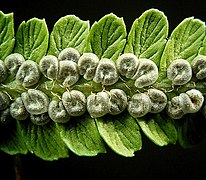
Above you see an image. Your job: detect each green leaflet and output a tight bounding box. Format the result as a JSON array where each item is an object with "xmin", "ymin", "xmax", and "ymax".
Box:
[
  {"xmin": 177, "ymin": 113, "xmax": 206, "ymax": 148},
  {"xmin": 96, "ymin": 113, "xmax": 142, "ymax": 157},
  {"xmin": 0, "ymin": 120, "xmax": 28, "ymax": 155},
  {"xmin": 136, "ymin": 114, "xmax": 177, "ymax": 146},
  {"xmin": 85, "ymin": 13, "xmax": 127, "ymax": 61},
  {"xmin": 123, "ymin": 9, "xmax": 176, "ymax": 147},
  {"xmin": 199, "ymin": 31, "xmax": 206, "ymax": 55},
  {"xmin": 0, "ymin": 11, "xmax": 15, "ymax": 60},
  {"xmin": 125, "ymin": 9, "xmax": 168, "ymax": 66},
  {"xmin": 159, "ymin": 17, "xmax": 205, "ymax": 80},
  {"xmin": 20, "ymin": 121, "xmax": 68, "ymax": 161},
  {"xmin": 48, "ymin": 15, "xmax": 89, "ymax": 56},
  {"xmin": 14, "ymin": 18, "xmax": 49, "ymax": 63},
  {"xmin": 58, "ymin": 114, "xmax": 106, "ymax": 156}
]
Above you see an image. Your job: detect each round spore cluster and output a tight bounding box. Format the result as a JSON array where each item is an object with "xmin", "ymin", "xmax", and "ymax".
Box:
[{"xmin": 0, "ymin": 47, "xmax": 206, "ymax": 125}]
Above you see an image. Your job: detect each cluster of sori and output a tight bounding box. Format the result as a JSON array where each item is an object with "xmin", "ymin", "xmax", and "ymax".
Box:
[
  {"xmin": 40, "ymin": 48, "xmax": 159, "ymax": 88},
  {"xmin": 0, "ymin": 47, "xmax": 206, "ymax": 125},
  {"xmin": 167, "ymin": 56, "xmax": 206, "ymax": 84},
  {"xmin": 166, "ymin": 56, "xmax": 206, "ymax": 119},
  {"xmin": 167, "ymin": 89, "xmax": 204, "ymax": 119}
]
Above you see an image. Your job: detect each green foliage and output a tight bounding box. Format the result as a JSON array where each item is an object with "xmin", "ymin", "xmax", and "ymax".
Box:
[
  {"xmin": 125, "ymin": 9, "xmax": 168, "ymax": 66},
  {"xmin": 0, "ymin": 9, "xmax": 206, "ymax": 160},
  {"xmin": 0, "ymin": 11, "xmax": 15, "ymax": 60},
  {"xmin": 85, "ymin": 13, "xmax": 127, "ymax": 61},
  {"xmin": 137, "ymin": 113, "xmax": 177, "ymax": 146},
  {"xmin": 58, "ymin": 114, "xmax": 106, "ymax": 156},
  {"xmin": 0, "ymin": 120, "xmax": 28, "ymax": 155},
  {"xmin": 96, "ymin": 113, "xmax": 142, "ymax": 157},
  {"xmin": 20, "ymin": 121, "xmax": 69, "ymax": 160},
  {"xmin": 14, "ymin": 18, "xmax": 49, "ymax": 63},
  {"xmin": 159, "ymin": 17, "xmax": 205, "ymax": 80},
  {"xmin": 48, "ymin": 15, "xmax": 89, "ymax": 56}
]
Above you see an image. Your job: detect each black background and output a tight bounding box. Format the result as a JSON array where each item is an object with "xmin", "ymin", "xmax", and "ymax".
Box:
[{"xmin": 1, "ymin": 0, "xmax": 206, "ymax": 179}]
